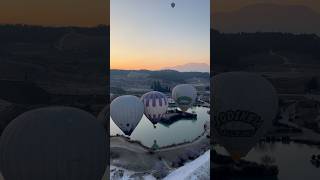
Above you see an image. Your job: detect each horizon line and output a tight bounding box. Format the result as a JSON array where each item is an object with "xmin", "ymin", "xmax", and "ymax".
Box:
[{"xmin": 110, "ymin": 69, "xmax": 210, "ymax": 73}]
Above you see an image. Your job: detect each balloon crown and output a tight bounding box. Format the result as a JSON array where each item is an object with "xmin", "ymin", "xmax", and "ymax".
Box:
[{"xmin": 214, "ymin": 109, "xmax": 263, "ymax": 137}]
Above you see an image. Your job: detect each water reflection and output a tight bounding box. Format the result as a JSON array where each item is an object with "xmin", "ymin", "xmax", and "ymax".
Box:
[
  {"xmin": 215, "ymin": 142, "xmax": 320, "ymax": 180},
  {"xmin": 110, "ymin": 107, "xmax": 209, "ymax": 147}
]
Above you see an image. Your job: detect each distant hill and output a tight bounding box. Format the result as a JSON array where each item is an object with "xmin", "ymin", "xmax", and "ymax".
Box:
[
  {"xmin": 213, "ymin": 3, "xmax": 320, "ymax": 34},
  {"xmin": 0, "ymin": 24, "xmax": 108, "ymax": 43},
  {"xmin": 162, "ymin": 63, "xmax": 210, "ymax": 72},
  {"xmin": 111, "ymin": 69, "xmax": 209, "ymax": 83},
  {"xmin": 211, "ymin": 29, "xmax": 320, "ymax": 69}
]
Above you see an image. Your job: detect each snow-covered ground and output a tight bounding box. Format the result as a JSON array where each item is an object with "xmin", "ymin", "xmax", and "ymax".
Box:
[
  {"xmin": 110, "ymin": 166, "xmax": 156, "ymax": 180},
  {"xmin": 110, "ymin": 150, "xmax": 210, "ymax": 180},
  {"xmin": 164, "ymin": 150, "xmax": 210, "ymax": 180}
]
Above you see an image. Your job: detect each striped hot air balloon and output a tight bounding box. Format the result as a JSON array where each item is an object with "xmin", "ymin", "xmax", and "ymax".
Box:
[{"xmin": 141, "ymin": 91, "xmax": 168, "ymax": 125}]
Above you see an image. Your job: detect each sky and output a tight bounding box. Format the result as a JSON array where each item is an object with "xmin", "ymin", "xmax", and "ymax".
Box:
[
  {"xmin": 0, "ymin": 0, "xmax": 109, "ymax": 26},
  {"xmin": 110, "ymin": 0, "xmax": 210, "ymax": 70},
  {"xmin": 1, "ymin": 0, "xmax": 320, "ymax": 26},
  {"xmin": 213, "ymin": 0, "xmax": 320, "ymax": 13}
]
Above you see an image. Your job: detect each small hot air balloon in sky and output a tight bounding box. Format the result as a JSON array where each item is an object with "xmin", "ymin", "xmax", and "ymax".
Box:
[
  {"xmin": 172, "ymin": 84, "xmax": 197, "ymax": 112},
  {"xmin": 141, "ymin": 91, "xmax": 168, "ymax": 127},
  {"xmin": 213, "ymin": 72, "xmax": 278, "ymax": 160},
  {"xmin": 0, "ymin": 107, "xmax": 107, "ymax": 180},
  {"xmin": 110, "ymin": 95, "xmax": 144, "ymax": 136},
  {"xmin": 171, "ymin": 2, "xmax": 175, "ymax": 8}
]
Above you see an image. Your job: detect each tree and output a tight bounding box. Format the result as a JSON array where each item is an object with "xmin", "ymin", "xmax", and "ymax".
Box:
[{"xmin": 150, "ymin": 81, "xmax": 170, "ymax": 92}]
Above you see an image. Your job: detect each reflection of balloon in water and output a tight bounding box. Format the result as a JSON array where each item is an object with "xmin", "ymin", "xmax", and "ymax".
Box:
[
  {"xmin": 151, "ymin": 140, "xmax": 159, "ymax": 150},
  {"xmin": 213, "ymin": 72, "xmax": 278, "ymax": 160},
  {"xmin": 141, "ymin": 91, "xmax": 168, "ymax": 126},
  {"xmin": 110, "ymin": 95, "xmax": 144, "ymax": 136},
  {"xmin": 171, "ymin": 2, "xmax": 175, "ymax": 8},
  {"xmin": 0, "ymin": 107, "xmax": 107, "ymax": 180},
  {"xmin": 172, "ymin": 84, "xmax": 197, "ymax": 112}
]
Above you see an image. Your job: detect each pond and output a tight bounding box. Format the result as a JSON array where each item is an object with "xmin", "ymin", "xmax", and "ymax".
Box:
[
  {"xmin": 215, "ymin": 142, "xmax": 320, "ymax": 180},
  {"xmin": 110, "ymin": 107, "xmax": 209, "ymax": 148}
]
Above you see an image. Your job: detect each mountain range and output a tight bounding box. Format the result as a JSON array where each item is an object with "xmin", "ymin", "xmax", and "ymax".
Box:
[
  {"xmin": 162, "ymin": 63, "xmax": 210, "ymax": 72},
  {"xmin": 213, "ymin": 3, "xmax": 320, "ymax": 34}
]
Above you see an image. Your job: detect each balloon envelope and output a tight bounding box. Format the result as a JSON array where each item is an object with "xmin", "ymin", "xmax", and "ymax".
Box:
[
  {"xmin": 97, "ymin": 105, "xmax": 109, "ymax": 128},
  {"xmin": 213, "ymin": 72, "xmax": 278, "ymax": 159},
  {"xmin": 110, "ymin": 95, "xmax": 144, "ymax": 136},
  {"xmin": 172, "ymin": 84, "xmax": 197, "ymax": 112},
  {"xmin": 110, "ymin": 93, "xmax": 117, "ymax": 102},
  {"xmin": 0, "ymin": 106, "xmax": 107, "ymax": 180},
  {"xmin": 141, "ymin": 91, "xmax": 168, "ymax": 124},
  {"xmin": 171, "ymin": 2, "xmax": 175, "ymax": 8}
]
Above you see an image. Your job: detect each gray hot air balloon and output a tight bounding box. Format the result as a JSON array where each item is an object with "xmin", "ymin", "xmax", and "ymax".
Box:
[
  {"xmin": 213, "ymin": 72, "xmax": 278, "ymax": 160},
  {"xmin": 172, "ymin": 84, "xmax": 197, "ymax": 112},
  {"xmin": 110, "ymin": 95, "xmax": 144, "ymax": 136},
  {"xmin": 171, "ymin": 2, "xmax": 175, "ymax": 8},
  {"xmin": 0, "ymin": 106, "xmax": 107, "ymax": 180},
  {"xmin": 141, "ymin": 91, "xmax": 168, "ymax": 126}
]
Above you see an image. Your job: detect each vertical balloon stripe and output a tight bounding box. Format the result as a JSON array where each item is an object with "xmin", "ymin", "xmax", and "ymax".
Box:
[
  {"xmin": 145, "ymin": 96, "xmax": 150, "ymax": 107},
  {"xmin": 159, "ymin": 97, "xmax": 163, "ymax": 107},
  {"xmin": 152, "ymin": 94, "xmax": 156, "ymax": 107}
]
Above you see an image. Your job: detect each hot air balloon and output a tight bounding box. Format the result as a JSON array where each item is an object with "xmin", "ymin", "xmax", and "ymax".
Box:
[
  {"xmin": 171, "ymin": 2, "xmax": 175, "ymax": 8},
  {"xmin": 110, "ymin": 93, "xmax": 117, "ymax": 102},
  {"xmin": 97, "ymin": 104, "xmax": 109, "ymax": 128},
  {"xmin": 0, "ymin": 107, "xmax": 107, "ymax": 180},
  {"xmin": 172, "ymin": 84, "xmax": 197, "ymax": 112},
  {"xmin": 213, "ymin": 72, "xmax": 278, "ymax": 160},
  {"xmin": 141, "ymin": 91, "xmax": 168, "ymax": 127},
  {"xmin": 110, "ymin": 95, "xmax": 144, "ymax": 136}
]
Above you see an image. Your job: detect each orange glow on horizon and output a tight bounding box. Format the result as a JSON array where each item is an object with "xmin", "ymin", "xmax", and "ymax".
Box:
[{"xmin": 110, "ymin": 56, "xmax": 209, "ymax": 71}]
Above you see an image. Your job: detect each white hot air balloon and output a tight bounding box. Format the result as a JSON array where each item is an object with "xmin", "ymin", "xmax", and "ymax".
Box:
[
  {"xmin": 172, "ymin": 84, "xmax": 197, "ymax": 112},
  {"xmin": 0, "ymin": 106, "xmax": 107, "ymax": 180},
  {"xmin": 213, "ymin": 72, "xmax": 278, "ymax": 160},
  {"xmin": 110, "ymin": 95, "xmax": 144, "ymax": 136},
  {"xmin": 141, "ymin": 91, "xmax": 168, "ymax": 126}
]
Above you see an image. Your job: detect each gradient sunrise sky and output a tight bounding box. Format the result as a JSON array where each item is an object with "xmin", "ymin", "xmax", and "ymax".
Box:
[
  {"xmin": 111, "ymin": 0, "xmax": 210, "ymax": 70},
  {"xmin": 0, "ymin": 0, "xmax": 109, "ymax": 26}
]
